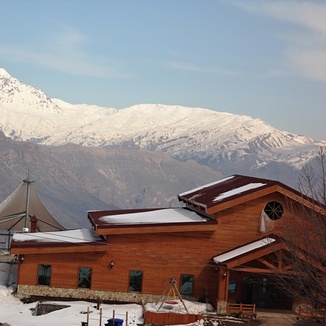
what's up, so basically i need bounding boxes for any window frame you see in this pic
[37,264,51,286]
[228,280,237,293]
[180,274,194,295]
[264,201,284,220]
[78,266,92,289]
[129,270,143,293]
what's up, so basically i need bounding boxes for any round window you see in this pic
[264,201,284,220]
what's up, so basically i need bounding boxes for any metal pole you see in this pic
[24,181,31,231]
[23,171,34,232]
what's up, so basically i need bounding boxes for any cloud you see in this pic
[0,24,133,79]
[166,61,240,77]
[288,49,326,82]
[232,0,326,82]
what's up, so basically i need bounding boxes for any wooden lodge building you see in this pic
[9,174,326,314]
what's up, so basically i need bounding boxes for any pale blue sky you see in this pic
[1,0,325,140]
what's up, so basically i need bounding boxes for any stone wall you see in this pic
[17,284,162,303]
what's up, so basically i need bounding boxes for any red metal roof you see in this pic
[88,207,214,230]
[178,174,286,212]
[10,229,107,251]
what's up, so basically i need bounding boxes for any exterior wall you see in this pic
[212,193,294,254]
[16,232,219,305]
[15,192,299,308]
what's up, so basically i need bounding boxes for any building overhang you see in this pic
[10,241,107,255]
[213,237,288,275]
[95,221,217,235]
[88,207,217,236]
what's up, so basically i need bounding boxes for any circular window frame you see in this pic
[264,201,284,221]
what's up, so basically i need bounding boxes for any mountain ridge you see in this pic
[0,68,325,193]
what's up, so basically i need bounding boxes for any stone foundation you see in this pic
[17,284,163,304]
[216,300,227,314]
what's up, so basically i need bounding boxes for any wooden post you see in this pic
[217,268,228,314]
[126,311,128,326]
[87,306,90,325]
[99,308,102,326]
[112,309,115,326]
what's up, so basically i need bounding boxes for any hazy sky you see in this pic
[1,0,325,140]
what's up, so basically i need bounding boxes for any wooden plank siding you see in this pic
[13,190,305,308]
[16,231,219,301]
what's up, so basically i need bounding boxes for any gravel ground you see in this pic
[224,310,325,326]
[204,310,324,326]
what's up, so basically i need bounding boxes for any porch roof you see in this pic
[213,237,276,264]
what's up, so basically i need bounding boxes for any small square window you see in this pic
[180,274,194,295]
[78,267,92,289]
[228,280,237,293]
[38,264,51,286]
[129,270,142,292]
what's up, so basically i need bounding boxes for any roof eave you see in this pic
[10,241,107,254]
[95,221,217,235]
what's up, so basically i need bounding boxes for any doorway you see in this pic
[242,276,292,309]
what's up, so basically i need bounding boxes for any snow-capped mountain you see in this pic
[0,68,325,185]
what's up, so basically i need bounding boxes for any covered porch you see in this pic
[213,237,293,314]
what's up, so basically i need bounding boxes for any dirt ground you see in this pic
[223,310,325,326]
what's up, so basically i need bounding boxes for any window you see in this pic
[180,274,194,295]
[78,267,92,289]
[228,280,237,293]
[38,264,51,286]
[129,270,142,292]
[264,201,284,220]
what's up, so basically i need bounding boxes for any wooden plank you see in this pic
[226,303,256,316]
[96,223,217,235]
[11,244,107,255]
[145,311,203,325]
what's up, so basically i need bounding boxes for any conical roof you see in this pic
[0,179,64,232]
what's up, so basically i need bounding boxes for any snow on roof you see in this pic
[99,208,207,225]
[12,228,101,243]
[213,182,266,202]
[178,176,235,197]
[213,238,275,264]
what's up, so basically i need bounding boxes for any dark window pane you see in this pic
[38,264,51,286]
[78,267,92,288]
[180,274,194,295]
[129,270,142,292]
[228,280,237,293]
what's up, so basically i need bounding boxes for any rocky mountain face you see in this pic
[0,132,222,228]
[0,68,325,227]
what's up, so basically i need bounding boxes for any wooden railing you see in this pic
[298,306,325,321]
[226,303,256,317]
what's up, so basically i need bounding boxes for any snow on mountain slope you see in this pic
[0,68,61,114]
[0,68,324,172]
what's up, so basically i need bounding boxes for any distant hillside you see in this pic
[0,132,222,228]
